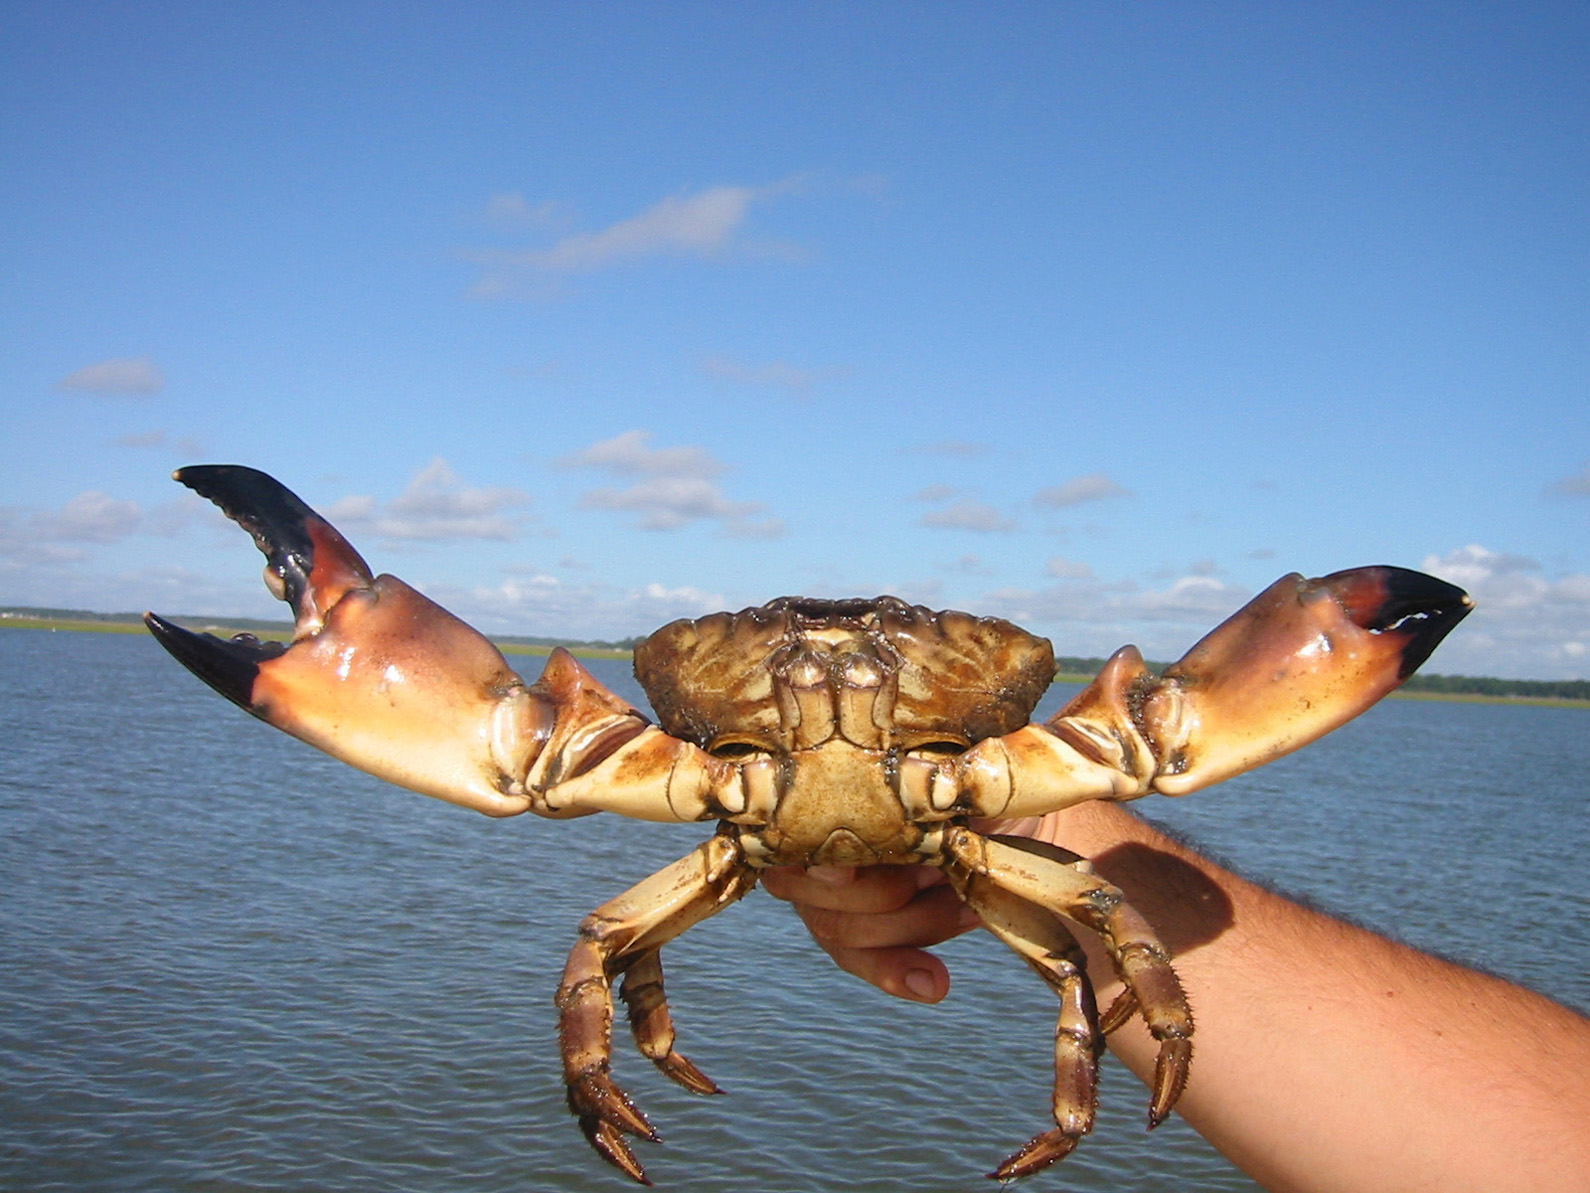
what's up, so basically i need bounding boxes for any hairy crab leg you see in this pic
[557,831,758,1185]
[954,566,1473,819]
[144,466,741,824]
[943,828,1194,1134]
[950,851,1104,1179]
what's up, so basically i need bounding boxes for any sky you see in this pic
[2,3,1586,680]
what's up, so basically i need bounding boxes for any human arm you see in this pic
[761,801,1590,1193]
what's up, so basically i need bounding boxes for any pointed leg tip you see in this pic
[654,1051,722,1096]
[580,1114,656,1185]
[987,1130,1081,1180]
[1098,988,1139,1035]
[1147,1036,1193,1128]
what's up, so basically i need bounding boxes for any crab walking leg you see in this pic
[949,849,1105,1180]
[619,950,721,1096]
[557,831,759,1184]
[144,466,740,825]
[943,827,1194,1129]
[954,566,1473,818]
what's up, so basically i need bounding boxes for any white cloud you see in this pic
[537,186,758,271]
[0,487,211,578]
[325,458,530,541]
[1034,473,1132,509]
[56,357,165,395]
[115,430,166,449]
[1417,544,1590,679]
[721,515,788,540]
[917,499,1016,533]
[431,574,726,640]
[979,571,1256,662]
[6,492,141,549]
[480,192,557,226]
[42,492,142,542]
[1045,556,1094,579]
[945,554,993,576]
[637,582,723,613]
[701,354,832,395]
[1547,464,1590,497]
[112,428,205,455]
[1421,544,1540,589]
[562,430,776,534]
[468,181,804,296]
[559,429,725,479]
[914,441,990,459]
[579,476,761,531]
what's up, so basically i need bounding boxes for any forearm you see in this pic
[1022,801,1590,1193]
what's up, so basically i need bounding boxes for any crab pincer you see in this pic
[145,465,558,818]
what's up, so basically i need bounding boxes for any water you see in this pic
[2,629,1585,1192]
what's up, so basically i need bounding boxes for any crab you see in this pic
[144,465,1471,1184]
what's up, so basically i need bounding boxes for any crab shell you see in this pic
[145,465,1472,1184]
[634,595,1057,866]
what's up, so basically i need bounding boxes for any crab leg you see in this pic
[620,950,722,1096]
[557,830,758,1184]
[942,827,1194,1151]
[948,842,1104,1179]
[954,566,1472,818]
[144,466,741,824]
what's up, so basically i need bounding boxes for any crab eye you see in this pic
[707,740,772,761]
[907,740,970,758]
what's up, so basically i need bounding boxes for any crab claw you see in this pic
[145,465,550,817]
[1141,565,1473,795]
[960,566,1471,819]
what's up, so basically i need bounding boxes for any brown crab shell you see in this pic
[632,595,1057,751]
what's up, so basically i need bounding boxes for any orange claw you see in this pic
[145,465,551,817]
[954,566,1471,820]
[1144,566,1473,795]
[147,467,737,829]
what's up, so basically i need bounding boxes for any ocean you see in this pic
[2,628,1585,1191]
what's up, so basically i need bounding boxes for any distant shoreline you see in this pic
[1047,673,1586,709]
[6,608,1585,709]
[0,611,631,660]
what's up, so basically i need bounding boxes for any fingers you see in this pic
[761,863,937,914]
[762,864,982,1004]
[823,942,953,1004]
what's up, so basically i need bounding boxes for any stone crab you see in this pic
[144,465,1471,1184]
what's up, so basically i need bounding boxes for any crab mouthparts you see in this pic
[811,827,886,866]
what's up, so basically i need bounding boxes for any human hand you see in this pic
[759,862,983,1003]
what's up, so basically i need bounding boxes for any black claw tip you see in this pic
[1371,567,1474,679]
[1319,566,1474,679]
[143,612,283,715]
[173,465,368,613]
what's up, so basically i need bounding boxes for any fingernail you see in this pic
[806,864,856,885]
[904,968,938,1001]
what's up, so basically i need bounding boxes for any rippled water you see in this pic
[2,629,1586,1191]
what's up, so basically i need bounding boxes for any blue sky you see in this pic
[2,3,1586,679]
